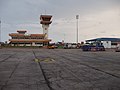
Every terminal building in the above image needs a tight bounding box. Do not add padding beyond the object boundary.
[86,38,120,48]
[9,15,52,46]
[9,30,51,46]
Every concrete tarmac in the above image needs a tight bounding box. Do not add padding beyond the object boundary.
[0,48,120,90]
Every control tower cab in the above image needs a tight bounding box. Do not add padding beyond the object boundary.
[40,15,52,39]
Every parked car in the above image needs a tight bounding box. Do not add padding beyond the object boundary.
[81,45,91,51]
[64,43,78,49]
[47,44,58,49]
[115,44,120,52]
[64,43,71,49]
[47,45,55,49]
[95,45,105,51]
[81,45,105,51]
[71,44,77,49]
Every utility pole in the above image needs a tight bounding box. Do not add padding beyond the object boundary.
[76,15,79,44]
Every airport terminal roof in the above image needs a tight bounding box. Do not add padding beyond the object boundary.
[86,38,120,42]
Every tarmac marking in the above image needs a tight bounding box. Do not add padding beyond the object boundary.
[34,58,55,63]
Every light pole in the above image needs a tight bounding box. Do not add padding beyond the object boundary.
[76,15,79,44]
[64,33,65,43]
[0,20,1,48]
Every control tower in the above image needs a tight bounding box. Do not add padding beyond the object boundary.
[40,15,52,39]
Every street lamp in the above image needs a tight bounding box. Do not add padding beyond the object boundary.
[76,15,79,44]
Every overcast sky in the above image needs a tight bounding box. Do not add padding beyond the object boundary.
[0,0,120,43]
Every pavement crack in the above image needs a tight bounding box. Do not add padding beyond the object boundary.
[0,61,20,90]
[32,51,54,90]
[50,51,120,79]
[0,53,16,64]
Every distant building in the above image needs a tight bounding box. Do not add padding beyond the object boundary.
[9,30,51,46]
[86,38,120,48]
[9,15,52,47]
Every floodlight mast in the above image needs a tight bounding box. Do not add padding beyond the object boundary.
[76,15,79,44]
[0,20,1,47]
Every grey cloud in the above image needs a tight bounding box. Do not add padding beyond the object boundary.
[100,31,106,34]
[0,0,120,42]
[110,35,117,36]
[1,0,120,21]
